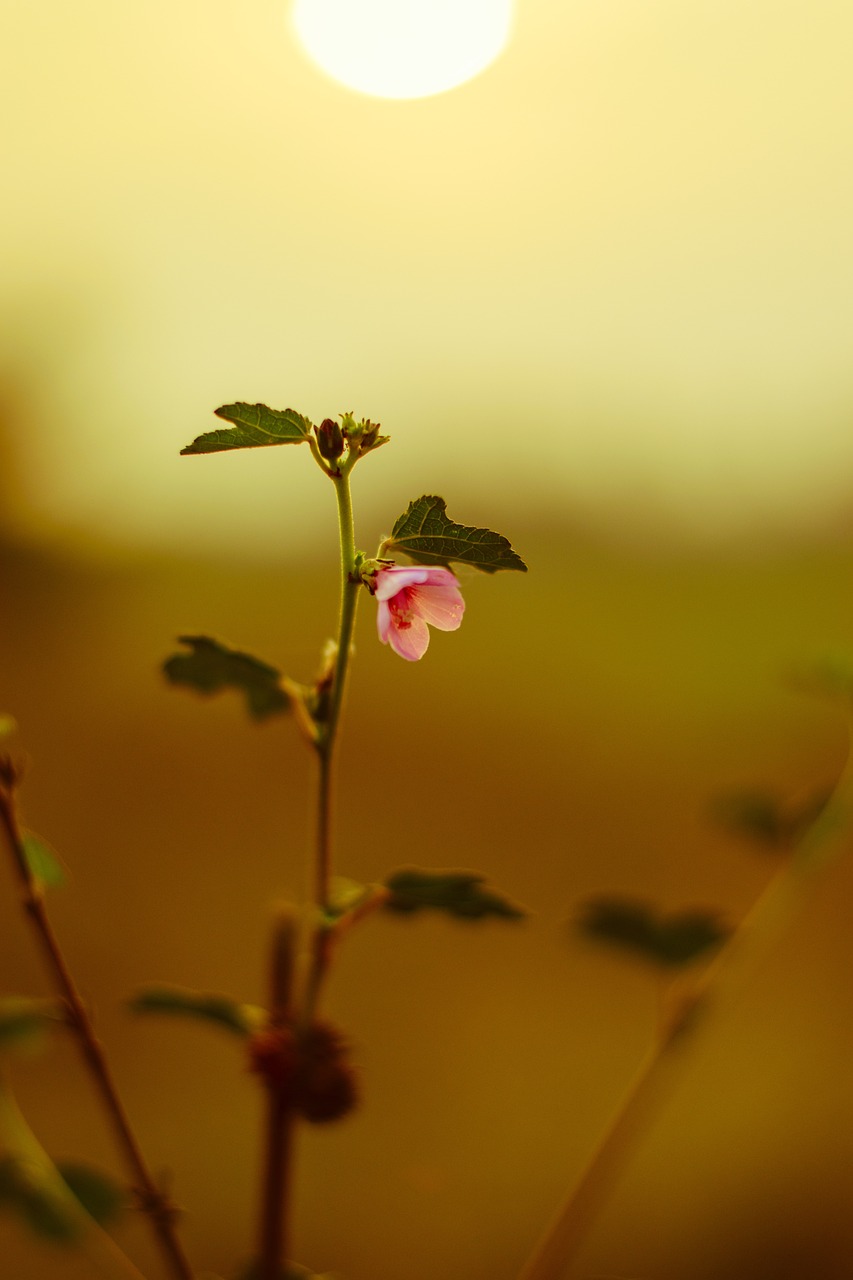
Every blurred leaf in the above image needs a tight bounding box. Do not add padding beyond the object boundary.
[0,1155,83,1242]
[0,998,64,1054]
[712,787,834,852]
[387,495,527,574]
[578,897,729,968]
[56,1163,126,1226]
[129,985,264,1037]
[325,877,370,921]
[0,714,17,740]
[163,636,290,721]
[22,832,66,890]
[383,868,525,920]
[182,403,313,455]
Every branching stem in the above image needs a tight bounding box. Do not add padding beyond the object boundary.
[0,778,195,1280]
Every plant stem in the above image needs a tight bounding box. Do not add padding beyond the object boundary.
[257,462,363,1278]
[517,727,853,1280]
[314,464,361,912]
[257,911,298,1280]
[0,778,195,1280]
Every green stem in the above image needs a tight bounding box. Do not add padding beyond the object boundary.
[256,462,363,1279]
[517,722,853,1280]
[0,780,195,1280]
[314,464,361,912]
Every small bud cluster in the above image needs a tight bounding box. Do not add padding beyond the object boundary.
[312,414,389,473]
[248,1019,358,1123]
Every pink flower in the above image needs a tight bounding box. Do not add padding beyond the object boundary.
[374,565,465,661]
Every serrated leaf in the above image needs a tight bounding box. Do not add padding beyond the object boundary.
[181,403,314,455]
[577,897,729,968]
[387,496,527,574]
[383,868,524,920]
[22,833,66,889]
[129,985,263,1037]
[0,998,64,1053]
[163,636,290,721]
[57,1163,127,1226]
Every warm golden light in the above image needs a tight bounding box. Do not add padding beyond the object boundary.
[291,0,514,99]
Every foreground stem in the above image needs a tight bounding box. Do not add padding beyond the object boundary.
[0,773,194,1280]
[518,728,853,1280]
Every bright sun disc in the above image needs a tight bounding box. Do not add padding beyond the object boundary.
[291,0,514,100]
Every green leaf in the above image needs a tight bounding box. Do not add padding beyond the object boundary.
[163,636,290,721]
[0,998,64,1053]
[181,403,314,455]
[129,985,264,1037]
[383,868,525,920]
[577,897,729,968]
[0,1156,83,1242]
[56,1163,126,1226]
[22,833,66,890]
[387,495,527,574]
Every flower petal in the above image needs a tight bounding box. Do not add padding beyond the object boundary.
[374,566,433,600]
[388,615,430,661]
[409,583,465,632]
[376,598,393,643]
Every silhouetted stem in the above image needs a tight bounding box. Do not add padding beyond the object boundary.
[517,725,853,1280]
[0,778,195,1280]
[258,911,298,1280]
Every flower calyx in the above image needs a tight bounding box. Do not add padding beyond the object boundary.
[339,412,390,460]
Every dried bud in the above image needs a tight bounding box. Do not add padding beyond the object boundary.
[248,1026,299,1092]
[295,1021,358,1124]
[248,1019,358,1123]
[314,417,344,463]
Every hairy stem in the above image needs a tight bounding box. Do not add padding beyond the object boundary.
[314,465,361,911]
[0,777,195,1280]
[517,726,853,1280]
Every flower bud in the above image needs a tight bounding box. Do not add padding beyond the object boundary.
[314,417,344,463]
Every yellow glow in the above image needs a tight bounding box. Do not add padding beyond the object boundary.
[291,0,514,100]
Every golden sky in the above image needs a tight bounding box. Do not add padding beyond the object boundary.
[2,0,853,554]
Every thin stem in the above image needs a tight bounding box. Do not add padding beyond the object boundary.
[314,464,361,912]
[257,911,298,1280]
[517,726,853,1280]
[257,462,363,1279]
[0,778,195,1280]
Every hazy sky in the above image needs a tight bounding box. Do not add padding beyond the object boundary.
[2,0,853,554]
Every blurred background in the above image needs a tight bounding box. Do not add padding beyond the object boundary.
[2,0,853,1276]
